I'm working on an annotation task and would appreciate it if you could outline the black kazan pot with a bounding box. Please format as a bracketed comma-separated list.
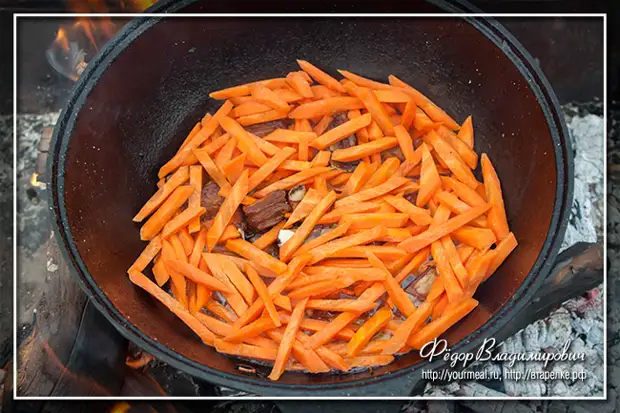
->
[47, 0, 603, 400]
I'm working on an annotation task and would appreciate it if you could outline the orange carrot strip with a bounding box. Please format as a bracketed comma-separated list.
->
[210, 78, 287, 99]
[393, 124, 416, 162]
[213, 254, 256, 305]
[441, 176, 486, 207]
[313, 115, 334, 136]
[307, 226, 386, 265]
[165, 259, 232, 293]
[219, 116, 268, 167]
[364, 158, 401, 189]
[237, 110, 289, 126]
[383, 195, 433, 226]
[152, 257, 170, 287]
[224, 316, 276, 343]
[280, 191, 337, 261]
[134, 167, 190, 222]
[305, 299, 376, 313]
[162, 206, 206, 238]
[311, 150, 331, 167]
[278, 160, 311, 171]
[189, 228, 208, 267]
[194, 311, 236, 337]
[179, 122, 203, 151]
[193, 146, 231, 191]
[359, 87, 394, 135]
[206, 299, 238, 323]
[264, 129, 316, 144]
[437, 125, 478, 170]
[336, 175, 409, 208]
[431, 294, 449, 320]
[481, 153, 510, 241]
[289, 97, 365, 119]
[433, 191, 487, 227]
[280, 314, 355, 341]
[129, 270, 215, 345]
[231, 101, 272, 118]
[294, 332, 349, 371]
[206, 170, 249, 251]
[398, 204, 490, 253]
[187, 166, 203, 233]
[337, 70, 393, 90]
[341, 213, 409, 230]
[331, 137, 399, 163]
[366, 251, 415, 317]
[201, 254, 248, 316]
[179, 227, 196, 257]
[202, 133, 231, 154]
[292, 221, 350, 257]
[222, 153, 247, 185]
[159, 101, 233, 178]
[129, 235, 162, 272]
[431, 239, 464, 303]
[452, 226, 497, 251]
[311, 84, 342, 99]
[244, 263, 280, 327]
[458, 115, 474, 148]
[463, 251, 497, 299]
[416, 142, 441, 208]
[347, 307, 392, 357]
[484, 232, 518, 281]
[297, 59, 345, 93]
[253, 221, 286, 250]
[328, 245, 405, 261]
[215, 339, 278, 361]
[214, 135, 238, 169]
[265, 328, 330, 373]
[140, 186, 193, 241]
[388, 75, 459, 130]
[400, 100, 417, 130]
[284, 188, 320, 228]
[317, 201, 380, 225]
[249, 83, 290, 113]
[373, 89, 411, 103]
[426, 275, 445, 302]
[392, 247, 431, 283]
[408, 297, 478, 349]
[225, 238, 288, 275]
[310, 113, 372, 150]
[288, 277, 359, 300]
[269, 297, 309, 380]
[253, 167, 331, 198]
[247, 147, 296, 192]
[440, 236, 469, 288]
[382, 300, 433, 355]
[424, 130, 478, 188]
[457, 244, 476, 263]
[286, 71, 313, 99]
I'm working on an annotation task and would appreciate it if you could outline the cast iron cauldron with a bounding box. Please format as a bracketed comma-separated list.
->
[47, 0, 592, 398]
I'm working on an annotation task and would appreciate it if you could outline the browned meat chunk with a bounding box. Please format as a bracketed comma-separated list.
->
[242, 189, 291, 232]
[403, 191, 418, 205]
[200, 180, 224, 220]
[326, 113, 360, 172]
[381, 146, 406, 163]
[245, 119, 294, 138]
[305, 224, 335, 242]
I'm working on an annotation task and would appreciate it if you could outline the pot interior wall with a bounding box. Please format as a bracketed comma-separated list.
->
[61, 15, 557, 386]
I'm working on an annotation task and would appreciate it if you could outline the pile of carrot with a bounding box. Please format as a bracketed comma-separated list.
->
[127, 60, 518, 381]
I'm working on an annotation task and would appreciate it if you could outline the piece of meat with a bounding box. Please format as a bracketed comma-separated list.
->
[326, 113, 360, 172]
[242, 189, 291, 232]
[305, 224, 335, 242]
[200, 180, 224, 221]
[381, 146, 406, 163]
[245, 119, 293, 138]
[263, 243, 280, 259]
[403, 191, 418, 204]
[406, 266, 438, 300]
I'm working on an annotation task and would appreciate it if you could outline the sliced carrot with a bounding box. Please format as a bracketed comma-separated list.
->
[187, 166, 203, 233]
[219, 116, 269, 167]
[245, 263, 280, 327]
[214, 134, 238, 169]
[408, 297, 478, 349]
[264, 129, 316, 144]
[221, 153, 247, 185]
[484, 232, 518, 281]
[341, 213, 409, 230]
[464, 251, 497, 298]
[307, 226, 386, 265]
[210, 78, 287, 100]
[317, 201, 380, 225]
[289, 97, 365, 119]
[366, 251, 415, 317]
[441, 176, 486, 207]
[129, 235, 162, 272]
[237, 110, 289, 126]
[383, 195, 433, 226]
[165, 259, 232, 294]
[202, 133, 231, 155]
[247, 147, 296, 192]
[193, 146, 231, 191]
[313, 115, 334, 136]
[284, 188, 320, 228]
[152, 257, 170, 287]
[311, 85, 342, 99]
[288, 277, 358, 300]
[265, 328, 330, 373]
[398, 204, 490, 253]
[336, 175, 409, 208]
[357, 87, 394, 135]
[225, 238, 288, 275]
[383, 300, 433, 355]
[311, 150, 332, 167]
[269, 297, 309, 380]
[437, 125, 478, 170]
[393, 124, 416, 162]
[253, 167, 331, 198]
[310, 113, 372, 150]
[206, 299, 238, 323]
[215, 339, 278, 361]
[416, 142, 441, 208]
[430, 239, 463, 303]
[431, 294, 449, 320]
[452, 226, 496, 251]
[424, 130, 478, 189]
[330, 245, 405, 261]
[253, 221, 286, 250]
[338, 70, 393, 90]
[129, 270, 215, 345]
[249, 83, 290, 113]
[134, 167, 190, 222]
[224, 316, 276, 343]
[400, 100, 417, 130]
[230, 101, 272, 118]
[280, 314, 355, 341]
[297, 60, 345, 93]
[364, 158, 401, 189]
[388, 75, 459, 130]
[347, 307, 392, 357]
[305, 299, 376, 313]
[140, 186, 193, 241]
[481, 153, 510, 241]
[457, 115, 474, 148]
[162, 206, 206, 238]
[206, 170, 248, 251]
[373, 89, 411, 103]
[213, 254, 256, 305]
[280, 191, 338, 261]
[332, 138, 399, 163]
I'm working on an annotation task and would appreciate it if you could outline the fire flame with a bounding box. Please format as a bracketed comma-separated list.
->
[30, 173, 41, 187]
[110, 402, 131, 413]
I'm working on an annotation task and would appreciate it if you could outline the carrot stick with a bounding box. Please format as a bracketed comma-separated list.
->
[317, 201, 380, 224]
[441, 176, 486, 207]
[373, 89, 411, 103]
[452, 226, 497, 250]
[264, 129, 316, 144]
[159, 100, 233, 178]
[398, 204, 490, 253]
[433, 191, 486, 227]
[280, 191, 337, 261]
[347, 307, 392, 357]
[337, 70, 393, 90]
[179, 122, 203, 151]
[129, 269, 215, 345]
[231, 101, 272, 118]
[294, 333, 350, 371]
[457, 115, 474, 148]
[129, 235, 162, 272]
[237, 110, 289, 126]
[310, 113, 372, 150]
[311, 150, 332, 167]
[225, 238, 288, 275]
[400, 100, 417, 130]
[364, 158, 401, 189]
[431, 239, 464, 303]
[484, 232, 518, 281]
[437, 125, 478, 170]
[306, 226, 386, 265]
[336, 175, 409, 208]
[341, 213, 409, 230]
[215, 339, 278, 361]
[286, 72, 313, 99]
[284, 188, 320, 228]
[162, 238, 188, 306]
[288, 97, 365, 119]
[481, 153, 510, 241]
[214, 135, 238, 169]
[288, 277, 358, 300]
[393, 124, 416, 162]
[463, 251, 497, 298]
[358, 87, 394, 135]
[388, 75, 459, 130]
[297, 59, 345, 93]
[247, 147, 296, 192]
[224, 316, 276, 343]
[269, 297, 309, 380]
[219, 116, 269, 167]
[249, 83, 290, 113]
[221, 153, 247, 185]
[187, 166, 203, 233]
[431, 294, 449, 320]
[382, 301, 433, 355]
[331, 138, 399, 163]
[280, 313, 355, 341]
[213, 254, 256, 305]
[134, 167, 190, 222]
[366, 251, 415, 317]
[293, 222, 351, 258]
[342, 162, 372, 196]
[265, 328, 330, 373]
[193, 146, 232, 191]
[253, 221, 286, 250]
[140, 186, 193, 241]
[330, 245, 405, 261]
[202, 133, 231, 155]
[200, 255, 248, 317]
[253, 167, 331, 198]
[245, 263, 280, 327]
[416, 142, 441, 208]
[210, 78, 287, 100]
[162, 206, 206, 238]
[206, 170, 249, 251]
[313, 115, 334, 136]
[424, 130, 478, 189]
[311, 85, 341, 99]
[305, 299, 376, 313]
[206, 299, 238, 323]
[165, 259, 233, 294]
[383, 195, 433, 226]
[408, 298, 478, 349]
[152, 257, 170, 287]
